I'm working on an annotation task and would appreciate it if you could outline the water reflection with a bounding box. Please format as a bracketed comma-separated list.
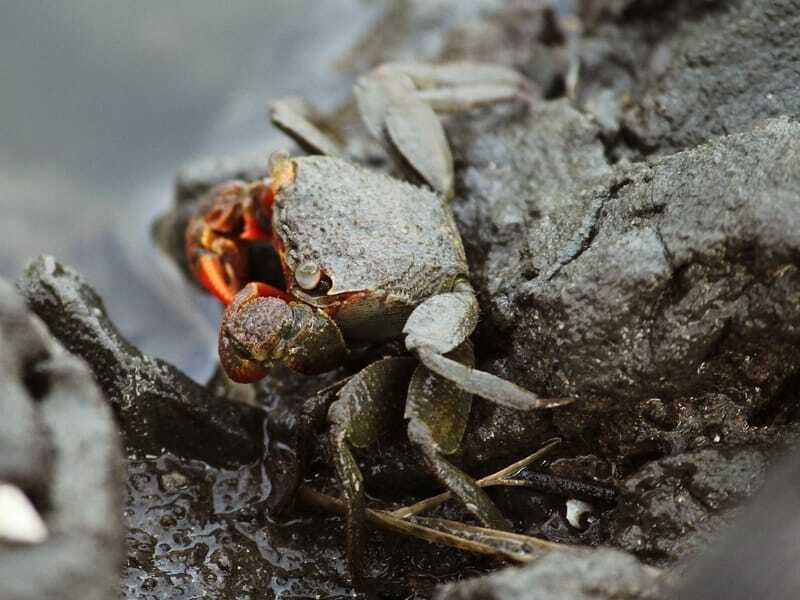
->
[1, 1, 377, 378]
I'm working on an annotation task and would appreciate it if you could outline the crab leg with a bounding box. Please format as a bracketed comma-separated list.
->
[355, 67, 453, 198]
[405, 341, 511, 531]
[383, 62, 528, 112]
[327, 357, 417, 586]
[404, 280, 573, 410]
[270, 97, 343, 158]
[354, 62, 530, 198]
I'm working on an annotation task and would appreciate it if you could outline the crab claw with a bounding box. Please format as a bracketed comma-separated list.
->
[219, 282, 293, 382]
[219, 282, 348, 383]
[185, 181, 273, 305]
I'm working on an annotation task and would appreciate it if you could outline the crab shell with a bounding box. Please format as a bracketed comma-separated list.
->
[272, 156, 469, 341]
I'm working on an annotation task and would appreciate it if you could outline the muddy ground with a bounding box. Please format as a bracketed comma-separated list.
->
[2, 0, 800, 598]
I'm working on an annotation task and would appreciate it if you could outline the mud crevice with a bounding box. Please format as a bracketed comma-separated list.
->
[748, 372, 800, 428]
[545, 191, 613, 282]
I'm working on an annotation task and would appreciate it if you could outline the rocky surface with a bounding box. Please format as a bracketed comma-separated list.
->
[435, 548, 663, 600]
[455, 112, 800, 454]
[609, 447, 768, 563]
[624, 0, 800, 154]
[18, 256, 264, 468]
[672, 444, 800, 599]
[0, 278, 125, 600]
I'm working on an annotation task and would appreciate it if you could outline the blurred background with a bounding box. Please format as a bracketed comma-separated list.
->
[0, 1, 378, 379]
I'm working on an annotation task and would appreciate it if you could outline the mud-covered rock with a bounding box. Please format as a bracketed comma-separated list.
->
[0, 277, 125, 600]
[610, 447, 767, 563]
[625, 0, 800, 154]
[672, 444, 800, 599]
[454, 110, 800, 456]
[18, 256, 264, 467]
[435, 548, 663, 600]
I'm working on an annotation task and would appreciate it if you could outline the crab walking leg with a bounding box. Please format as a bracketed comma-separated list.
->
[405, 341, 511, 531]
[417, 348, 572, 410]
[267, 377, 353, 514]
[387, 62, 529, 113]
[327, 357, 417, 586]
[270, 97, 343, 158]
[403, 279, 479, 355]
[356, 62, 531, 199]
[356, 69, 455, 199]
[380, 62, 527, 92]
[405, 281, 573, 411]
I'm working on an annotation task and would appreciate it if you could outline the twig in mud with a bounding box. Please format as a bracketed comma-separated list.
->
[297, 483, 586, 564]
[390, 437, 562, 519]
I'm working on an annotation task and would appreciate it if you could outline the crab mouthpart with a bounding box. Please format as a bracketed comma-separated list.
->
[186, 180, 277, 304]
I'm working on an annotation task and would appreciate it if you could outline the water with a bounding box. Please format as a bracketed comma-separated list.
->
[0, 1, 378, 378]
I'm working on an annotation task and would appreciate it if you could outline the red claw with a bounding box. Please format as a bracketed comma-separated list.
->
[195, 254, 237, 305]
[185, 180, 278, 305]
[218, 333, 271, 383]
[218, 282, 295, 383]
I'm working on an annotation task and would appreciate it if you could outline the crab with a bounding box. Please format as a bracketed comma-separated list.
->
[185, 62, 572, 584]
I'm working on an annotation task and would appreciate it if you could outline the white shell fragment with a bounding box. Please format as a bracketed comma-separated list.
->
[566, 498, 594, 530]
[0, 482, 48, 544]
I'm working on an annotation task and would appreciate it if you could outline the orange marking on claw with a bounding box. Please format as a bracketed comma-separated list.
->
[249, 281, 292, 303]
[240, 204, 272, 241]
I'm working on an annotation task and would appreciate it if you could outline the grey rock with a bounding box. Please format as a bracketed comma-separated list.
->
[0, 281, 52, 498]
[455, 109, 800, 456]
[625, 0, 800, 154]
[0, 277, 125, 600]
[18, 256, 264, 467]
[672, 445, 800, 600]
[435, 548, 663, 600]
[610, 447, 767, 562]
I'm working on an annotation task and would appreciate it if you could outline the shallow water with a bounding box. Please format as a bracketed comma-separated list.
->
[1, 1, 378, 379]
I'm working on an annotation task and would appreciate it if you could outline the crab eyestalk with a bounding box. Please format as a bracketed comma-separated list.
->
[185, 180, 274, 305]
[219, 282, 348, 383]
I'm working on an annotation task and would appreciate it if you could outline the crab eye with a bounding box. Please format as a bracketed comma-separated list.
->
[295, 261, 322, 290]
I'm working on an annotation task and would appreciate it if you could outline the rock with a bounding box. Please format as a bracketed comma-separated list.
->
[454, 109, 800, 456]
[609, 447, 767, 563]
[435, 548, 663, 600]
[624, 0, 800, 154]
[0, 281, 53, 499]
[672, 443, 800, 599]
[18, 256, 264, 467]
[0, 277, 125, 600]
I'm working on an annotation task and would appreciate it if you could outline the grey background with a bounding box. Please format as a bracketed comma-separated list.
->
[0, 1, 376, 377]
